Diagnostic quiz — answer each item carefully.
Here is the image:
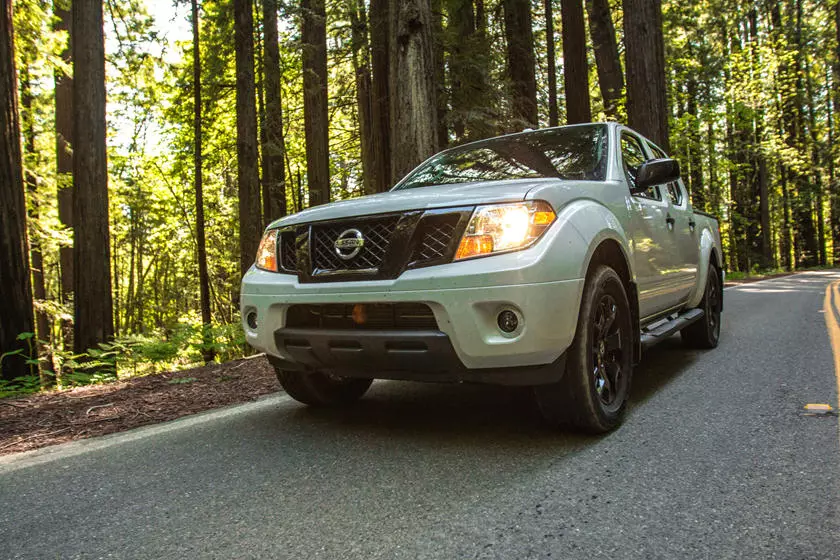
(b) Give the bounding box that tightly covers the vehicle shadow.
[268,334,701,443]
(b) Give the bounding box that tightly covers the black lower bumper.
[271,328,565,386]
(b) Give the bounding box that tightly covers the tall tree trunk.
[263,0,286,220]
[369,0,391,191]
[447,0,492,140]
[192,0,214,363]
[54,0,73,351]
[21,65,53,381]
[747,9,771,268]
[302,0,330,206]
[545,0,558,127]
[561,0,591,124]
[686,74,705,211]
[0,0,35,380]
[234,0,262,278]
[832,1,840,262]
[586,0,623,119]
[72,0,113,353]
[349,0,377,196]
[431,0,448,148]
[623,0,669,150]
[389,0,439,183]
[503,0,538,128]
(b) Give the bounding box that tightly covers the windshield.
[394,124,608,190]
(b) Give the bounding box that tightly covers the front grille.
[410,214,460,264]
[279,231,297,272]
[311,217,399,272]
[286,303,438,330]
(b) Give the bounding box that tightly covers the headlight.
[255,230,278,271]
[455,201,556,261]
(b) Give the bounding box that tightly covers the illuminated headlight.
[455,201,556,260]
[255,230,279,272]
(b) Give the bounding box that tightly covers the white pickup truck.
[241,123,722,432]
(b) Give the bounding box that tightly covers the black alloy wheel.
[682,262,721,349]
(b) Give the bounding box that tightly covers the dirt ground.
[0,355,279,456]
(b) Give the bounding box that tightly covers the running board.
[640,308,705,349]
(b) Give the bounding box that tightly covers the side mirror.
[632,158,680,193]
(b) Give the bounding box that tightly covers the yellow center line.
[822,280,840,416]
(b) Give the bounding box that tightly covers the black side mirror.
[632,158,680,193]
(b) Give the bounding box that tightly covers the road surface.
[2,271,839,559]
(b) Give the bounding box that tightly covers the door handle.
[666,215,675,230]
[688,219,696,232]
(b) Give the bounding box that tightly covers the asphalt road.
[2,271,840,559]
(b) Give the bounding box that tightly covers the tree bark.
[503,0,538,128]
[586,0,623,119]
[349,0,378,196]
[389,0,439,183]
[561,0,591,124]
[431,0,448,148]
[234,0,262,279]
[545,0,558,127]
[191,0,214,363]
[369,0,391,191]
[54,0,73,349]
[72,0,114,353]
[263,0,286,220]
[0,0,35,380]
[623,0,669,150]
[302,0,330,206]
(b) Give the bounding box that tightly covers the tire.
[275,368,372,407]
[681,262,722,349]
[534,265,634,433]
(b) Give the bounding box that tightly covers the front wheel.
[275,369,372,407]
[534,265,634,433]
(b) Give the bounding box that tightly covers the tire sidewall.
[569,266,633,429]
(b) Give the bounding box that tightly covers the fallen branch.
[86,402,115,416]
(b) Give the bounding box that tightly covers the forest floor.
[0,355,279,456]
[0,269,807,457]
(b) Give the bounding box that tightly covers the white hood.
[268,178,561,228]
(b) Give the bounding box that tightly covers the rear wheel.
[275,368,372,407]
[681,263,721,349]
[534,265,633,433]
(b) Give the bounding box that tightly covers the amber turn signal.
[455,234,495,260]
[255,230,279,272]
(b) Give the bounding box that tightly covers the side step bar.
[640,308,705,349]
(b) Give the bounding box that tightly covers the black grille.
[279,231,297,272]
[286,303,438,330]
[311,217,398,272]
[411,215,460,264]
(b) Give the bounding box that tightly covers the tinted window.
[621,134,660,200]
[649,144,683,206]
[394,125,608,190]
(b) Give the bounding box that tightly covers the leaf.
[16,332,35,341]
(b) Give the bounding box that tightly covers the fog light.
[246,311,258,330]
[497,310,519,333]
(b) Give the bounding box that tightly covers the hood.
[268,178,561,228]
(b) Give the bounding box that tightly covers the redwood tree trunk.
[623,0,669,150]
[234,0,262,278]
[72,0,114,353]
[191,0,214,363]
[545,0,558,127]
[349,0,377,196]
[0,0,35,380]
[503,0,538,128]
[389,0,439,183]
[54,0,73,349]
[262,0,286,220]
[302,0,330,206]
[369,0,391,191]
[561,0,591,124]
[585,0,623,119]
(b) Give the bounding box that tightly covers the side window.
[649,144,683,206]
[621,134,660,201]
